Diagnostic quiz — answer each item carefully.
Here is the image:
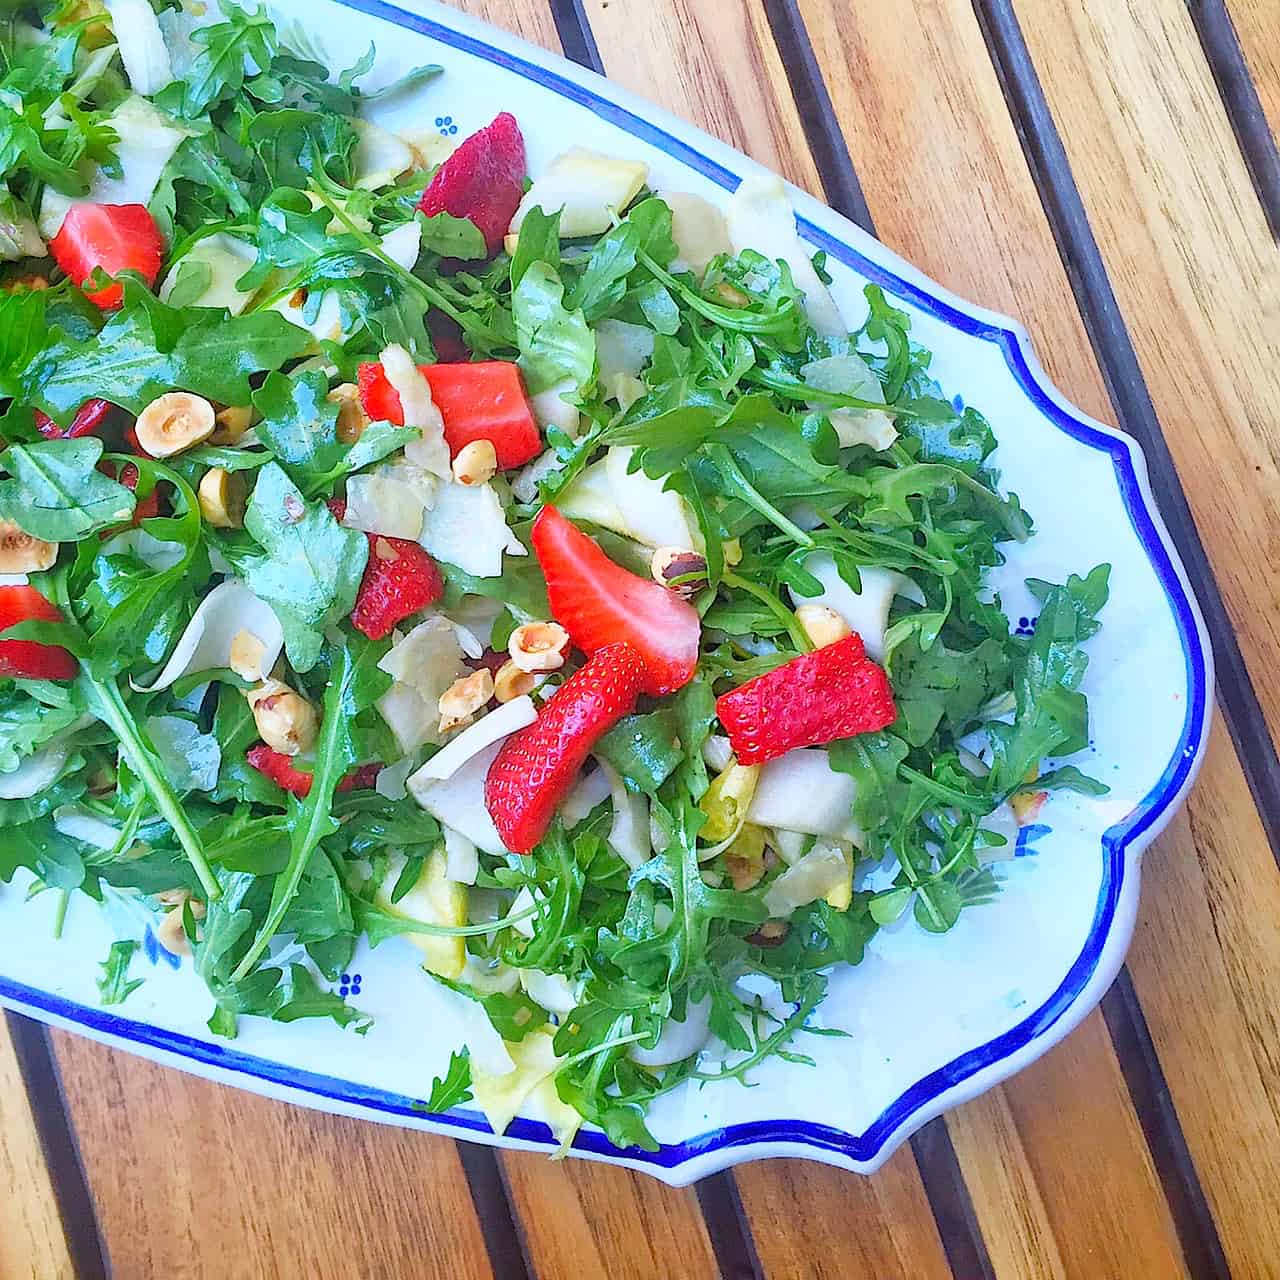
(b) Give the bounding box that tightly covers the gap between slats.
[1185,0,1280,237]
[3,1013,109,1280]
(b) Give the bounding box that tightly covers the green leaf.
[0,817,86,889]
[422,1048,473,1112]
[418,211,486,260]
[509,205,561,290]
[182,6,279,116]
[513,260,595,395]
[97,940,144,1006]
[0,439,135,540]
[239,464,369,672]
[829,732,909,833]
[596,709,685,794]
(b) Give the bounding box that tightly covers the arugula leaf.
[182,6,279,117]
[0,687,80,773]
[0,439,135,540]
[513,260,595,394]
[423,1049,473,1112]
[596,709,684,793]
[418,211,486,260]
[509,205,560,290]
[239,464,368,672]
[97,940,144,1006]
[0,816,86,889]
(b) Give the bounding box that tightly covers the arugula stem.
[635,248,800,335]
[721,570,814,655]
[703,443,815,548]
[84,675,221,901]
[52,890,69,940]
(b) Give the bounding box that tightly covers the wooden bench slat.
[734,1151,952,1279]
[1225,0,1280,143]
[0,1017,76,1280]
[50,1032,493,1280]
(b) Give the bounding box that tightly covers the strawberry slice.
[0,585,77,681]
[715,634,897,766]
[485,642,645,852]
[34,398,114,440]
[246,744,381,799]
[417,112,527,257]
[531,505,700,696]
[357,360,542,470]
[351,533,445,641]
[49,203,163,309]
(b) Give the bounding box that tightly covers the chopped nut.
[373,537,399,562]
[712,281,751,308]
[327,382,369,444]
[451,439,498,486]
[650,546,709,597]
[197,467,246,529]
[155,891,206,957]
[794,603,852,649]
[246,678,319,756]
[4,274,50,293]
[508,621,570,673]
[211,404,254,445]
[725,826,767,891]
[493,658,536,703]
[0,520,57,573]
[746,920,790,947]
[438,668,494,733]
[134,392,216,458]
[228,629,267,682]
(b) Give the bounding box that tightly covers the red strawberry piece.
[49,203,164,310]
[531,505,701,696]
[356,359,542,470]
[485,642,646,853]
[417,112,527,258]
[246,744,381,798]
[715,634,897,766]
[350,533,445,641]
[34,398,114,440]
[0,585,77,681]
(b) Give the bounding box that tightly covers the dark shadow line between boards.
[5,1012,111,1280]
[974,2,1241,1275]
[1185,0,1280,239]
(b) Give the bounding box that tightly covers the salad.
[0,0,1110,1151]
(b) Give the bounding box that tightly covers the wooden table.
[5,1,1278,1275]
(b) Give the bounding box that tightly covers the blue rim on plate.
[0,0,1212,1175]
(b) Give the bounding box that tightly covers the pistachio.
[134,392,216,458]
[0,520,57,573]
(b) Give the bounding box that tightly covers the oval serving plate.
[0,0,1212,1185]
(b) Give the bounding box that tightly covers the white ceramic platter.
[0,0,1213,1186]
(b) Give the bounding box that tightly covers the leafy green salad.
[0,0,1109,1150]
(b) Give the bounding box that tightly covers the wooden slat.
[0,1018,75,1280]
[50,1032,492,1280]
[571,0,973,1266]
[797,0,1280,1274]
[500,1152,719,1278]
[1018,0,1280,732]
[1226,0,1280,143]
[734,1151,952,1279]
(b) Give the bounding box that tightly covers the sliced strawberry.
[246,745,381,798]
[49,204,163,309]
[417,112,527,257]
[351,534,444,641]
[0,585,77,681]
[485,642,645,853]
[356,360,542,470]
[34,398,113,440]
[531,505,701,696]
[715,634,897,766]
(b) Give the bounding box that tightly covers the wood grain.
[793,0,1280,1275]
[500,1152,719,1278]
[0,1017,76,1280]
[1017,0,1280,734]
[734,1150,952,1279]
[50,1031,492,1280]
[1226,0,1280,144]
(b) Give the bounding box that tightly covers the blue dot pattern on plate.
[338,973,363,998]
[1015,615,1038,637]
[1016,823,1051,856]
[434,115,459,136]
